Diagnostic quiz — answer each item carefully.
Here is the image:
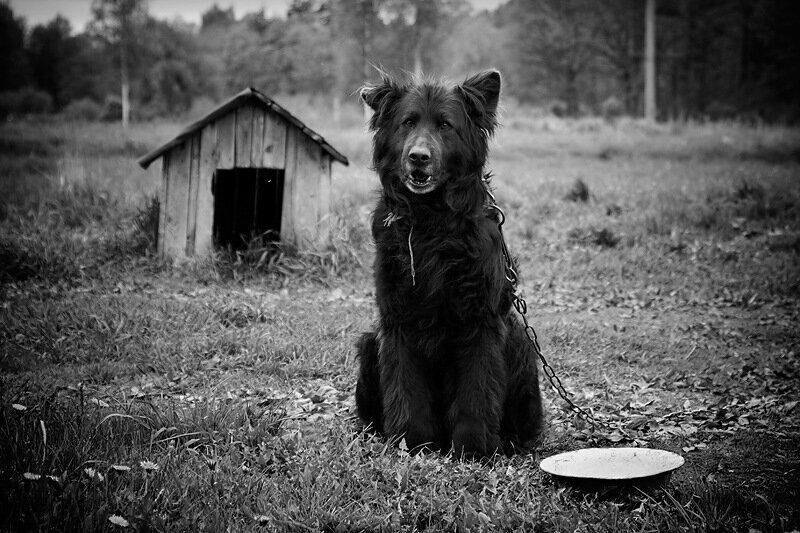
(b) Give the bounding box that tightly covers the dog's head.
[361,70,500,201]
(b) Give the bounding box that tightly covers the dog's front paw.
[451,417,500,459]
[394,419,438,454]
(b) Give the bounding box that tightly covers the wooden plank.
[185,134,202,256]
[317,155,332,242]
[157,155,170,256]
[280,127,298,244]
[216,112,236,169]
[235,105,254,168]
[162,140,191,259]
[298,133,328,244]
[251,107,265,168]
[282,129,330,247]
[262,110,287,169]
[194,123,218,257]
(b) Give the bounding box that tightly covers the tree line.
[0,0,797,123]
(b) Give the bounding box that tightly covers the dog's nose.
[408,145,431,164]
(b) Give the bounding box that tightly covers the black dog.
[355,70,543,457]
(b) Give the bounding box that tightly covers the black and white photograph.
[1,0,798,530]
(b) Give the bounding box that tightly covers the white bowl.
[540,447,685,488]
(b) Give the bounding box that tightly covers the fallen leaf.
[108,515,130,527]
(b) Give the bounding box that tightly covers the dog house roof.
[138,87,349,169]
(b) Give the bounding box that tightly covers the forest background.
[1,0,799,124]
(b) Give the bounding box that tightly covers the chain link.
[483,177,603,431]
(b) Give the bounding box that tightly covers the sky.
[8,0,508,32]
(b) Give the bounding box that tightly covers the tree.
[28,16,75,110]
[0,3,29,92]
[217,14,291,95]
[329,0,380,95]
[90,0,148,127]
[590,0,643,115]
[377,0,468,75]
[137,18,210,117]
[201,4,235,28]
[60,33,116,105]
[284,6,336,94]
[643,0,656,120]
[511,0,602,114]
[435,11,512,81]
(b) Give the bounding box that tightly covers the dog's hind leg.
[500,321,545,451]
[355,331,384,434]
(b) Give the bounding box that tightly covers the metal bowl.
[540,447,685,490]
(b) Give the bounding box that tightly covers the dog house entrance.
[213,168,284,250]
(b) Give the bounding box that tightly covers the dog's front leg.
[378,327,438,452]
[447,331,507,457]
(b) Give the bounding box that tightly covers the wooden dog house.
[138,88,349,259]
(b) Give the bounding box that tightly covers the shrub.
[732,180,765,202]
[564,178,590,202]
[601,96,625,123]
[550,100,568,118]
[0,88,54,119]
[706,100,738,121]
[102,97,123,122]
[131,195,160,254]
[60,98,104,122]
[567,226,619,248]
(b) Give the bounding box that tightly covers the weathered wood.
[282,128,330,246]
[251,107,265,168]
[300,134,330,243]
[216,112,236,169]
[280,127,298,243]
[318,156,332,241]
[262,111,287,169]
[162,140,191,259]
[194,123,218,256]
[185,134,202,256]
[235,105,254,168]
[294,133,319,240]
[157,154,170,256]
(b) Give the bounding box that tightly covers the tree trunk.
[121,41,130,128]
[413,39,424,76]
[565,68,580,117]
[332,95,341,124]
[644,0,656,120]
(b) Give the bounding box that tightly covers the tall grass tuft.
[564,178,590,202]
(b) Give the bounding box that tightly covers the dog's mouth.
[404,169,438,194]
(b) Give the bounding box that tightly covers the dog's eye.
[403,119,416,128]
[440,121,452,131]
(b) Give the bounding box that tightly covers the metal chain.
[483,177,603,431]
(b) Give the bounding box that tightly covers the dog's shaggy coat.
[356,70,544,457]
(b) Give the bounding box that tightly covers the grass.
[1,108,799,531]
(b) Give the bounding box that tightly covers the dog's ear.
[360,83,390,112]
[360,74,402,126]
[458,70,501,133]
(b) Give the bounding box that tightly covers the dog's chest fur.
[371,200,509,354]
